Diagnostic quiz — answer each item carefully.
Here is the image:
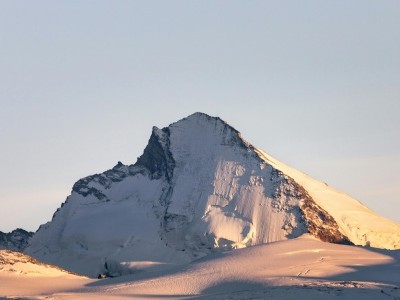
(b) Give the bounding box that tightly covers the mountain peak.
[168,112,230,132]
[169,112,250,151]
[180,112,221,122]
[165,112,235,134]
[135,113,251,183]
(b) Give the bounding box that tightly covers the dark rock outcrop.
[0,228,34,252]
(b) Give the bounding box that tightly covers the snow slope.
[3,235,400,299]
[0,250,91,299]
[256,149,400,250]
[26,113,400,277]
[0,249,74,277]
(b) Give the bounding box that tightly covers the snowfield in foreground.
[1,235,399,299]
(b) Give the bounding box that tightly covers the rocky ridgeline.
[0,229,33,252]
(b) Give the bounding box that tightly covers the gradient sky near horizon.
[1,1,399,232]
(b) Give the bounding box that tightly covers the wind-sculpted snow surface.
[26,113,400,277]
[4,236,400,299]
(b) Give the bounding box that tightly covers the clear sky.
[1,1,399,232]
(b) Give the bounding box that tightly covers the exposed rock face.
[0,229,33,252]
[26,112,399,277]
[136,127,175,181]
[270,173,352,245]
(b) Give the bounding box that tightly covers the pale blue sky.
[1,1,399,232]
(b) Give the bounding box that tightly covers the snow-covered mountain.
[26,113,400,277]
[0,228,33,252]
